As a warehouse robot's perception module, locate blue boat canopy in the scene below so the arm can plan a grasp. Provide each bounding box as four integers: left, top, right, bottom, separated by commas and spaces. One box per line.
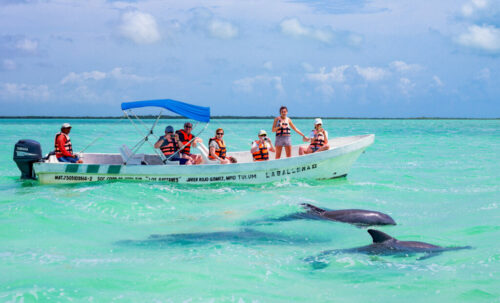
121, 99, 210, 122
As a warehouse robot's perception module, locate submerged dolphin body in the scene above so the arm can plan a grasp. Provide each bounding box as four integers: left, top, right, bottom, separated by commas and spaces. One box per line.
244, 203, 396, 227
306, 229, 471, 268
117, 228, 326, 247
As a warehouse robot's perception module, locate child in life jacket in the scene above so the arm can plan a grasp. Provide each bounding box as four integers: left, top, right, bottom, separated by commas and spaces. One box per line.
299, 118, 330, 155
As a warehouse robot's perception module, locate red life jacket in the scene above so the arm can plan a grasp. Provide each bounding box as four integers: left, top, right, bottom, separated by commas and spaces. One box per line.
310, 130, 325, 149
276, 118, 291, 136
160, 137, 179, 156
208, 137, 226, 159
177, 129, 194, 155
54, 132, 73, 158
252, 140, 269, 161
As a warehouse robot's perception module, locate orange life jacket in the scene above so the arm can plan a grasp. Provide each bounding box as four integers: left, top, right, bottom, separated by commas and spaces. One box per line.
177, 129, 194, 155
310, 130, 325, 149
252, 140, 269, 161
54, 132, 73, 158
276, 118, 291, 136
208, 137, 226, 159
160, 137, 179, 156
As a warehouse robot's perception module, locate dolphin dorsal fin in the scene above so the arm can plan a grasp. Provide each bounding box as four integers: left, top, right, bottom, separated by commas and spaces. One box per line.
301, 203, 325, 214
368, 229, 394, 243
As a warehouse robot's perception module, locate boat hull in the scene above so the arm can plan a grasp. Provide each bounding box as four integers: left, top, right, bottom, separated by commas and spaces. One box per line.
34, 134, 374, 185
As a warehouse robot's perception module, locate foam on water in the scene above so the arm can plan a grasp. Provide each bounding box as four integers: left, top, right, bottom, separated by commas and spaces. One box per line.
0, 119, 499, 302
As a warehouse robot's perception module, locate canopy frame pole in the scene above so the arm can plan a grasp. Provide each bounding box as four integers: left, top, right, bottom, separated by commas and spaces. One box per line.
123, 110, 166, 164
165, 122, 208, 163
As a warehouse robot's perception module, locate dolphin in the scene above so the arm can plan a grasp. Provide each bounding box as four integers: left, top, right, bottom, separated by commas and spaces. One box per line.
116, 228, 327, 247
305, 229, 471, 268
243, 203, 396, 227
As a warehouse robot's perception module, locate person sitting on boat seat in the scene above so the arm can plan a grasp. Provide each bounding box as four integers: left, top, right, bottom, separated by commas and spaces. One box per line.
176, 122, 203, 165
55, 123, 83, 163
251, 129, 275, 161
154, 125, 191, 165
208, 128, 236, 164
299, 118, 330, 155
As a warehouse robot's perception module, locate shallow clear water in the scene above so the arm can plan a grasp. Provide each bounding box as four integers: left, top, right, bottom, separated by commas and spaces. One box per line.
1, 119, 499, 302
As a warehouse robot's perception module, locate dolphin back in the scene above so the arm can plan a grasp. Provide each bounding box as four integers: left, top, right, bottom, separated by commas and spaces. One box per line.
368, 229, 394, 243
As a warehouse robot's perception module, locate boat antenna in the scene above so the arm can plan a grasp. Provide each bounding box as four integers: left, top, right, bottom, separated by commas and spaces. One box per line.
77, 115, 126, 154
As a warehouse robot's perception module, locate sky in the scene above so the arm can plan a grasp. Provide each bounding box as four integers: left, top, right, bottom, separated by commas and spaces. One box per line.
0, 0, 499, 117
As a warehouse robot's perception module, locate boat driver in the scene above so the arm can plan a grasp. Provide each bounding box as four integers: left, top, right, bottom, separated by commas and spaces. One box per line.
176, 122, 203, 165
299, 118, 330, 155
54, 123, 83, 163
251, 130, 275, 161
154, 125, 191, 165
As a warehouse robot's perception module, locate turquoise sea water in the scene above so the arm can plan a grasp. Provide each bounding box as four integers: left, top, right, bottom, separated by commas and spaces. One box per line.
0, 119, 499, 302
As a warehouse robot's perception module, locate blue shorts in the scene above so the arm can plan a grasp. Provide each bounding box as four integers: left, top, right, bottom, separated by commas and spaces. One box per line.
311, 146, 320, 153
58, 156, 80, 163
170, 157, 189, 165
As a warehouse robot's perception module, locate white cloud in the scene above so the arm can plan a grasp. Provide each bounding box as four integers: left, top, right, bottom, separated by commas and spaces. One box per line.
263, 61, 273, 71
233, 75, 284, 94
280, 18, 333, 43
354, 65, 389, 81
305, 65, 349, 97
302, 62, 314, 72
476, 67, 490, 80
457, 25, 500, 52
462, 0, 489, 17
390, 61, 422, 73
119, 11, 160, 44
15, 38, 38, 53
2, 59, 16, 70
61, 68, 148, 84
208, 19, 238, 39
433, 75, 444, 87
399, 78, 415, 95
0, 82, 49, 100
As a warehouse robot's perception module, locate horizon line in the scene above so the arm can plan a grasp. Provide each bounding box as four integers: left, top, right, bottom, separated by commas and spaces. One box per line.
0, 115, 498, 120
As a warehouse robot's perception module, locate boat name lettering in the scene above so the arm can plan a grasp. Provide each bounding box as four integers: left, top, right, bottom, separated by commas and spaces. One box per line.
265, 164, 317, 178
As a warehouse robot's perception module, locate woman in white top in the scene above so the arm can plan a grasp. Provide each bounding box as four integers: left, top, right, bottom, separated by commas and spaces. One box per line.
299, 118, 330, 155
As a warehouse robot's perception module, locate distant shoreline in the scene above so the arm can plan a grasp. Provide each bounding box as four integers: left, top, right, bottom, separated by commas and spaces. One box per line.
0, 116, 498, 120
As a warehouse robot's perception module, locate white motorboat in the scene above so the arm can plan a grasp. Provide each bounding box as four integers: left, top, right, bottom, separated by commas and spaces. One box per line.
13, 99, 374, 185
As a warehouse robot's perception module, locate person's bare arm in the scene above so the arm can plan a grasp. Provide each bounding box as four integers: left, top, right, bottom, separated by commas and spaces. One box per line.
289, 119, 305, 137
271, 117, 279, 132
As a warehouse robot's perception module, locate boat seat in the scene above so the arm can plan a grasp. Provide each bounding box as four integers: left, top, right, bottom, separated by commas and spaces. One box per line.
119, 145, 147, 165
196, 142, 218, 164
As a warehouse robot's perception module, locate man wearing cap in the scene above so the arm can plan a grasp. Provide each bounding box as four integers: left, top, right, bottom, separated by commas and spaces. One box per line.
250, 130, 275, 161
55, 123, 83, 163
299, 118, 330, 155
176, 122, 203, 165
154, 125, 191, 165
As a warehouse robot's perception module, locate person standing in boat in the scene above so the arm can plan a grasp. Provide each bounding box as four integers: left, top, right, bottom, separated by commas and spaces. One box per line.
176, 122, 203, 165
272, 106, 306, 159
299, 118, 330, 155
251, 130, 275, 161
208, 128, 236, 164
54, 123, 83, 163
154, 125, 191, 165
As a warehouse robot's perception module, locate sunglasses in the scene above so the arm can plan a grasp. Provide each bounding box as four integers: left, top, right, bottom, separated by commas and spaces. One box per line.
217, 133, 224, 135
185, 126, 192, 129
259, 135, 267, 137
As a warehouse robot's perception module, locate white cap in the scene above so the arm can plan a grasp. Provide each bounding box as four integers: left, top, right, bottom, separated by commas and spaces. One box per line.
258, 129, 267, 136
314, 118, 323, 125
61, 123, 72, 129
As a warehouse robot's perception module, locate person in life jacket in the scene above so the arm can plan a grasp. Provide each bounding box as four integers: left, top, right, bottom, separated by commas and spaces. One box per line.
176, 122, 203, 165
299, 118, 330, 155
154, 125, 192, 165
208, 128, 237, 164
250, 129, 275, 161
54, 123, 83, 163
272, 106, 306, 159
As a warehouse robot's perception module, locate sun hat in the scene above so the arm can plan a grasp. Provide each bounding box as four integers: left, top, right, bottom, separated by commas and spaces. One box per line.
258, 129, 267, 136
61, 123, 72, 129
165, 125, 174, 133
314, 118, 323, 125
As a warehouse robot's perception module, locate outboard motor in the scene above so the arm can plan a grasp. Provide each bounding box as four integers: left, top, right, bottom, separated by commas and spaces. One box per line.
13, 139, 42, 180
